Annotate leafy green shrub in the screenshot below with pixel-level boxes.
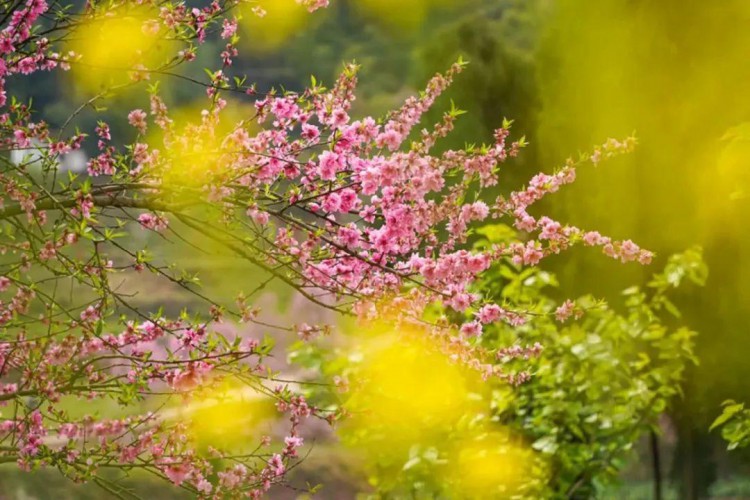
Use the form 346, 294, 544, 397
712, 401, 750, 451
293, 228, 706, 498
475, 230, 704, 498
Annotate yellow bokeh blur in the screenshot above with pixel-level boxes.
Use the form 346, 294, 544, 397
238, 0, 311, 52
446, 429, 544, 498
176, 379, 277, 449
68, 8, 173, 92
699, 123, 750, 223
148, 100, 257, 191
537, 1, 750, 250
340, 322, 541, 495
535, 2, 750, 372
343, 323, 482, 444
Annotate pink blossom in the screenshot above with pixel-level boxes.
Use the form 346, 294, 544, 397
555, 299, 576, 322
247, 208, 270, 225
127, 109, 148, 134
268, 453, 285, 476
322, 192, 341, 212
164, 463, 192, 486
317, 151, 342, 180
301, 123, 320, 142
296, 0, 329, 12
17, 57, 35, 75
221, 18, 237, 39
477, 304, 502, 324
138, 213, 168, 231
460, 320, 483, 337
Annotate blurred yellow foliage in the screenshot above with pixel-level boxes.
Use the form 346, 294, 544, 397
149, 100, 256, 191
68, 8, 172, 92
238, 0, 310, 52
345, 325, 478, 437
178, 380, 276, 449
537, 1, 750, 250
446, 430, 543, 498
340, 322, 543, 494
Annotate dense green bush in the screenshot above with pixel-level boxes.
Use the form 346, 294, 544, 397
475, 230, 704, 497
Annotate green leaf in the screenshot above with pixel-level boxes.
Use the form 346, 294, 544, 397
532, 435, 558, 454
711, 403, 745, 431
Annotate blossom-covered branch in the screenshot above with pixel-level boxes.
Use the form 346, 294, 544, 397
0, 0, 651, 496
